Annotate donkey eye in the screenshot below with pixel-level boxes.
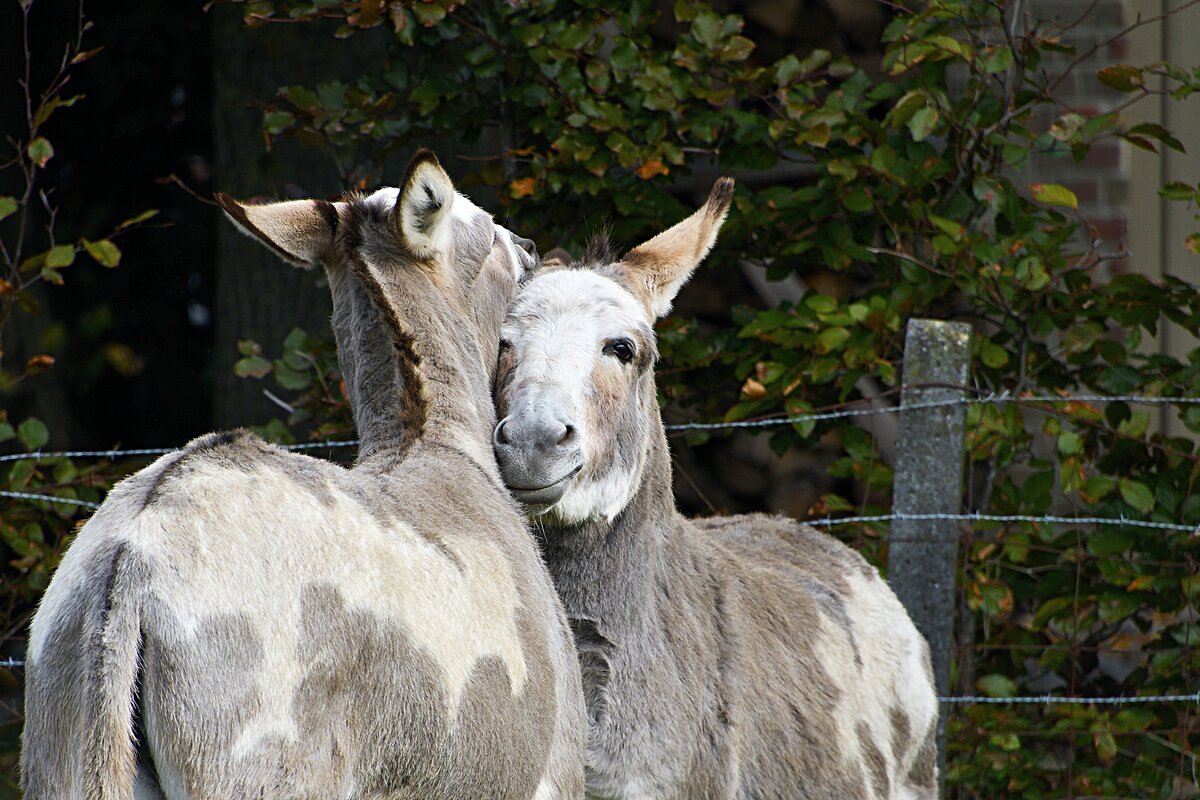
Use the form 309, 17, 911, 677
603, 338, 636, 364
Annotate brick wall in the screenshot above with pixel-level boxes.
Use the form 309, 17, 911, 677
1025, 1, 1133, 268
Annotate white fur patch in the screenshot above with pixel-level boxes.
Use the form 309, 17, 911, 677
502, 271, 650, 524
62, 452, 529, 760
811, 566, 939, 798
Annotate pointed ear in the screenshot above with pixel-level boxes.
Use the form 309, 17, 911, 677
619, 178, 734, 318
215, 194, 338, 269
396, 148, 456, 259
540, 247, 572, 269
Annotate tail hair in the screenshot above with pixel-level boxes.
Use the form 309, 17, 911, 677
22, 540, 145, 800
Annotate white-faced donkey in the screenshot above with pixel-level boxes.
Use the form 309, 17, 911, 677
22, 150, 585, 799
492, 179, 938, 800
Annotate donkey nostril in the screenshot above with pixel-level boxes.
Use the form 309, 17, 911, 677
558, 424, 576, 446
494, 419, 511, 446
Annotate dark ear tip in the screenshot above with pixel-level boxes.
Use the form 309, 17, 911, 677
406, 147, 442, 177
542, 247, 572, 268
213, 192, 238, 213
707, 177, 735, 215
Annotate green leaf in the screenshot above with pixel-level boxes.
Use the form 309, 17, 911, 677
1118, 478, 1155, 513
1087, 527, 1134, 557
263, 110, 295, 134
45, 244, 75, 268
410, 3, 446, 26
0, 422, 14, 443
775, 54, 802, 85
1030, 182, 1078, 209
815, 327, 850, 353
928, 214, 964, 240
115, 209, 158, 231
82, 239, 121, 268
273, 363, 310, 391
1094, 730, 1118, 762
1096, 64, 1144, 92
18, 417, 49, 451
976, 673, 1017, 698
1082, 475, 1115, 502
1057, 431, 1082, 456
1116, 411, 1149, 438
234, 356, 272, 379
981, 46, 1013, 74
1129, 122, 1185, 153
804, 295, 837, 314
0, 196, 17, 222
27, 137, 53, 168
979, 342, 1008, 369
907, 106, 938, 142
1158, 181, 1195, 201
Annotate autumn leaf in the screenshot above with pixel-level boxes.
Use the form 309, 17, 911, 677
741, 377, 766, 399
509, 177, 536, 199
635, 159, 669, 180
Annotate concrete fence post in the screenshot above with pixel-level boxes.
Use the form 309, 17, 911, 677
886, 318, 972, 797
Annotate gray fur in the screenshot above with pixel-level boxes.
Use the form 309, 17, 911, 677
22, 157, 584, 799
493, 204, 937, 798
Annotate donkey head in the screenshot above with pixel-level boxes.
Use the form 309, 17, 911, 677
493, 179, 733, 524
217, 149, 538, 458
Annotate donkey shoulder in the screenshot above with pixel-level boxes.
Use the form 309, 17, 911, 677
121, 429, 340, 512
693, 512, 877, 583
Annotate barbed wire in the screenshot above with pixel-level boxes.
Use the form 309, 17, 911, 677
0, 439, 361, 464
1, 490, 100, 509
940, 692, 1200, 705
8, 491, 1198, 537
2, 393, 1198, 467
0, 652, 1189, 710
663, 391, 1200, 433
805, 511, 1200, 534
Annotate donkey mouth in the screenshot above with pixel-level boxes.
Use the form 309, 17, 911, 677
506, 464, 582, 505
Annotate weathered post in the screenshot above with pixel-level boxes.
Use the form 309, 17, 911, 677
887, 318, 971, 796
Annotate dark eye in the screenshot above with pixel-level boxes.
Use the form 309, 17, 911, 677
603, 338, 636, 364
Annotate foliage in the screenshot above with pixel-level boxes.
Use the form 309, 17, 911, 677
0, 2, 157, 787
217, 1, 1200, 794
233, 327, 354, 444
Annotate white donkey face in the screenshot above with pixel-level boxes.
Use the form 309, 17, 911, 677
493, 178, 735, 525
494, 268, 658, 524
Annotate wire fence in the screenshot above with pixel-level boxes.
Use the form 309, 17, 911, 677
4, 391, 1200, 708
0, 648, 1189, 710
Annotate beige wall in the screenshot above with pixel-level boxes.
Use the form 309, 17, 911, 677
1125, 0, 1200, 434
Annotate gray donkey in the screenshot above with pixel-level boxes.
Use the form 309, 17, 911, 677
22, 150, 585, 800
492, 179, 938, 799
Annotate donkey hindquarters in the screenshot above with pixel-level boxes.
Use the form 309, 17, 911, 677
493, 179, 938, 799
22, 150, 584, 800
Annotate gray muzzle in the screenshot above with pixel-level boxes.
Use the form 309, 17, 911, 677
494, 398, 583, 506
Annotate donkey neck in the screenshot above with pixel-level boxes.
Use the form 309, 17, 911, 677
328, 260, 498, 478
542, 406, 680, 632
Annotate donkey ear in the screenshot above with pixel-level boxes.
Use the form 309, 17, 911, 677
215, 194, 338, 269
619, 178, 735, 318
396, 148, 456, 259
540, 247, 572, 269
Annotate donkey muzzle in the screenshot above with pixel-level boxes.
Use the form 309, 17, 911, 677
493, 404, 582, 506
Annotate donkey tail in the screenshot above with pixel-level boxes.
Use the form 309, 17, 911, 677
22, 535, 147, 800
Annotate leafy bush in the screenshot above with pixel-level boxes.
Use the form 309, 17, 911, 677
223, 1, 1200, 794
